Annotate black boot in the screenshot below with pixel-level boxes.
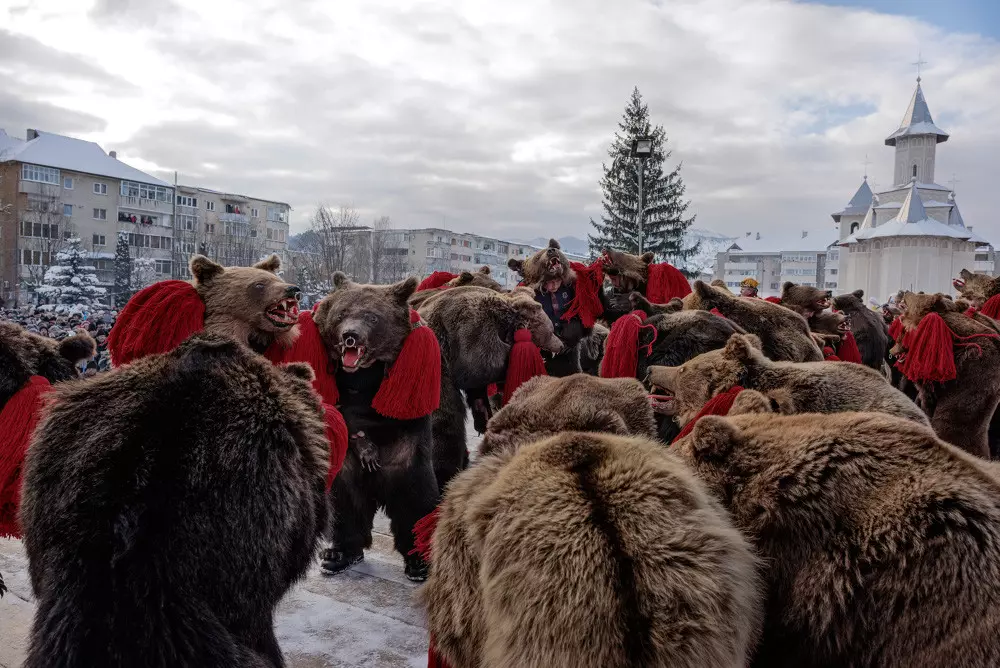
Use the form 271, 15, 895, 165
320, 547, 363, 576
404, 553, 429, 582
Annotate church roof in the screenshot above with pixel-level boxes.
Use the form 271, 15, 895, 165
884, 80, 949, 146
842, 180, 971, 243
831, 178, 873, 222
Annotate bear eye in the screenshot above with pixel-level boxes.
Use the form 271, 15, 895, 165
365, 314, 378, 324
253, 282, 265, 290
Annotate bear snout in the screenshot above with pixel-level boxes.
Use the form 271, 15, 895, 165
284, 285, 302, 300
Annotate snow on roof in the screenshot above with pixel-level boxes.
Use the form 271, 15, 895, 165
725, 236, 781, 254
884, 80, 949, 146
779, 236, 830, 253
844, 181, 971, 243
831, 178, 874, 221
0, 129, 171, 187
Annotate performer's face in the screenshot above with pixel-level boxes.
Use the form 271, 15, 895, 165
741, 287, 756, 297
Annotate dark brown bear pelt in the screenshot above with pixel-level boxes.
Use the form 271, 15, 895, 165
313, 273, 452, 578
831, 289, 890, 370
579, 323, 608, 375
779, 281, 831, 319
897, 291, 1000, 459
598, 247, 657, 323
448, 265, 502, 291
954, 268, 1000, 309
189, 253, 302, 353
676, 410, 1000, 668
509, 239, 590, 377
21, 334, 329, 668
683, 280, 823, 362
0, 321, 95, 408
646, 333, 929, 429
422, 432, 762, 668
479, 374, 656, 456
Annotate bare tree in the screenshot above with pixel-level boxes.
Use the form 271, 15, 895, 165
19, 193, 66, 296
371, 215, 409, 284
306, 203, 368, 282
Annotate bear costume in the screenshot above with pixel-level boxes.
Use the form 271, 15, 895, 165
421, 432, 761, 668
21, 335, 330, 668
597, 247, 692, 325
676, 409, 1000, 668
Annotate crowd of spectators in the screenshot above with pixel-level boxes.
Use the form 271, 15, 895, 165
0, 307, 117, 375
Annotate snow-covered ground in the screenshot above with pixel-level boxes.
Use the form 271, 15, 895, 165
0, 422, 483, 668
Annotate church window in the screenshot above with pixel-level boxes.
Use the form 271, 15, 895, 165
874, 242, 881, 250
912, 164, 918, 179
850, 222, 859, 234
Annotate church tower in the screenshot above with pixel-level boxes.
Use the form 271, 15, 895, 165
885, 78, 949, 186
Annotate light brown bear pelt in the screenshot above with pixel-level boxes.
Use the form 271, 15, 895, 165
675, 409, 1000, 668
421, 432, 762, 668
479, 374, 655, 456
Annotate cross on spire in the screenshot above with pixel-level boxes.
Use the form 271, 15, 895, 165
912, 52, 928, 82
948, 173, 960, 192
862, 154, 871, 180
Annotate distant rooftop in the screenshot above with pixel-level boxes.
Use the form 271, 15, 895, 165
831, 177, 873, 222
842, 181, 971, 243
178, 183, 290, 208
884, 80, 949, 146
0, 128, 171, 187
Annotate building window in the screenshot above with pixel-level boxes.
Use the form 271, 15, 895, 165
21, 221, 59, 239
205, 223, 215, 234
250, 228, 258, 238
21, 163, 60, 184
266, 228, 274, 240
92, 234, 106, 246
22, 250, 51, 266
178, 214, 196, 231
63, 204, 73, 217
251, 207, 259, 218
206, 201, 216, 212
63, 177, 73, 189
120, 180, 171, 202
829, 269, 838, 275
93, 208, 107, 220
770, 283, 779, 290
93, 182, 108, 195
912, 164, 917, 179
976, 254, 990, 261
266, 206, 286, 222
177, 195, 197, 207
850, 222, 859, 234
155, 259, 172, 274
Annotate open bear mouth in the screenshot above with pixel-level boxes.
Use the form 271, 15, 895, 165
837, 320, 851, 332
953, 278, 966, 289
340, 336, 367, 371
816, 298, 831, 310
265, 298, 300, 328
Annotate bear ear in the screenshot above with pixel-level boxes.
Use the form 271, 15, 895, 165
456, 271, 475, 285
190, 255, 224, 284
253, 254, 281, 273
629, 291, 654, 315
332, 271, 351, 290
782, 281, 794, 293
639, 251, 655, 264
724, 334, 762, 365
664, 297, 684, 313
852, 289, 864, 299
59, 331, 96, 364
548, 238, 561, 250
690, 416, 739, 460
728, 390, 772, 416
391, 276, 419, 304
694, 280, 714, 298
280, 362, 316, 382
508, 258, 524, 273
479, 266, 491, 275
960, 268, 974, 280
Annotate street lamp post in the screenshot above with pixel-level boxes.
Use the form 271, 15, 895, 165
630, 137, 653, 254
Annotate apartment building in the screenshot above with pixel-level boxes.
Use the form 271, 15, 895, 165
713, 232, 832, 299
0, 128, 175, 306
172, 185, 290, 279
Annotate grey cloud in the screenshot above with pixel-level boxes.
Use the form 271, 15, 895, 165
0, 29, 138, 95
0, 89, 106, 137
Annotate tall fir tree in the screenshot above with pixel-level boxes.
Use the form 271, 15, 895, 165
36, 237, 107, 311
114, 231, 133, 306
588, 87, 698, 267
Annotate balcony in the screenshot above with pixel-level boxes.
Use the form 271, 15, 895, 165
19, 181, 61, 197
219, 212, 249, 224
119, 195, 171, 213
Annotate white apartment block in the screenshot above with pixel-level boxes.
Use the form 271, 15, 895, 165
714, 232, 831, 299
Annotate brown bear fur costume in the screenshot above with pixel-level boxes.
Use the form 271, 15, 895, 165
479, 374, 655, 456
421, 432, 762, 668
832, 289, 891, 370
579, 322, 608, 375
646, 333, 929, 429
778, 281, 832, 319
895, 291, 1000, 459
508, 239, 597, 377
313, 273, 453, 579
683, 280, 823, 362
676, 409, 1000, 668
21, 334, 329, 668
954, 268, 1000, 310
448, 265, 502, 291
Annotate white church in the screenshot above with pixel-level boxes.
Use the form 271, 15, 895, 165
832, 76, 990, 301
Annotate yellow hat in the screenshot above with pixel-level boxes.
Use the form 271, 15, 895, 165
740, 278, 759, 289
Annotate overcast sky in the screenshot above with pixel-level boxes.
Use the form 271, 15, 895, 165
2, 0, 998, 247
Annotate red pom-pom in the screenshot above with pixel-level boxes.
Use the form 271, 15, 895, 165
562, 260, 604, 328
981, 294, 1000, 320
265, 311, 339, 406
487, 383, 499, 398
901, 313, 957, 383
372, 310, 442, 420
323, 403, 348, 492
671, 386, 745, 444
837, 330, 863, 364
503, 329, 547, 405
823, 346, 842, 362
645, 263, 691, 303
0, 376, 53, 539
764, 296, 783, 304
600, 310, 657, 379
710, 308, 726, 319
416, 272, 458, 292
108, 280, 205, 366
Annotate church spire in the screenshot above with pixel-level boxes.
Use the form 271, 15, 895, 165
895, 179, 929, 225
886, 76, 949, 186
884, 79, 949, 147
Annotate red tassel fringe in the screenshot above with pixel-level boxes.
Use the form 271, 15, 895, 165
416, 272, 458, 292
646, 263, 692, 303
428, 638, 452, 668
710, 308, 726, 319
889, 316, 904, 343
823, 347, 842, 361
487, 383, 499, 398
901, 312, 1000, 384
108, 280, 206, 366
562, 261, 604, 328
265, 310, 340, 405
503, 329, 547, 405
671, 386, 745, 444
0, 376, 53, 539
323, 404, 348, 491
981, 294, 1000, 320
764, 296, 783, 304
600, 310, 657, 379
373, 310, 442, 420
838, 330, 863, 364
